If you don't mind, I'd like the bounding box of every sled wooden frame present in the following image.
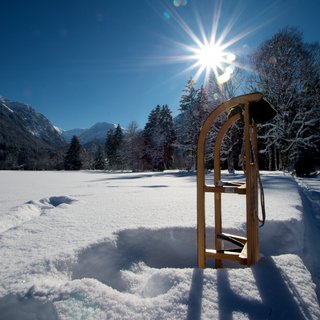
[197,92,262,268]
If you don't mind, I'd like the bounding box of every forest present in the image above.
[63,28,319,176]
[1,27,318,175]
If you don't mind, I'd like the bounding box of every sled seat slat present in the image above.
[204,182,246,194]
[205,246,247,265]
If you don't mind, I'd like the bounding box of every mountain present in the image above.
[0,96,118,169]
[61,128,86,142]
[0,97,65,147]
[62,122,116,145]
[0,97,66,169]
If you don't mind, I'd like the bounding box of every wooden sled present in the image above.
[197,92,276,268]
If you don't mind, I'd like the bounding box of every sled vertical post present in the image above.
[244,101,260,265]
[197,92,276,268]
[197,152,206,268]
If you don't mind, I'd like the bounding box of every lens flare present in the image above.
[155,0,271,87]
[163,11,171,20]
[160,2,244,86]
[226,53,236,63]
[173,0,187,8]
[217,72,231,84]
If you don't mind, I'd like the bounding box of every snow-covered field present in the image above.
[0,170,319,319]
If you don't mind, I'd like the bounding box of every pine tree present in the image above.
[176,79,215,170]
[105,125,124,169]
[93,146,105,170]
[64,135,82,170]
[105,129,115,167]
[159,105,176,170]
[143,105,176,170]
[113,125,124,148]
[143,106,161,169]
[113,124,124,169]
[176,78,198,169]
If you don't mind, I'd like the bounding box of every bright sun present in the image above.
[162,1,255,86]
[189,40,237,84]
[195,43,224,70]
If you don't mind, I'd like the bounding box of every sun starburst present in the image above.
[161,0,260,87]
[189,40,237,85]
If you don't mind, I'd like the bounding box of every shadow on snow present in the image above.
[69,225,307,319]
[0,221,310,319]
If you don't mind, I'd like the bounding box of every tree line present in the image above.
[64,27,320,175]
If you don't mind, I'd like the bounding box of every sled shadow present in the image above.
[187,268,204,320]
[0,294,58,320]
[216,256,310,319]
[70,225,310,319]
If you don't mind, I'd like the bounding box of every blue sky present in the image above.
[0,0,319,130]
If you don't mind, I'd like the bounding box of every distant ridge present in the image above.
[0,96,66,169]
[62,122,116,144]
[0,96,65,147]
[0,96,120,169]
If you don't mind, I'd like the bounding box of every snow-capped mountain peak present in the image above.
[0,97,65,147]
[62,122,116,144]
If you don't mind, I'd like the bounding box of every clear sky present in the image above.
[0,0,319,130]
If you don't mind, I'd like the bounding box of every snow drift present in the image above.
[0,170,319,319]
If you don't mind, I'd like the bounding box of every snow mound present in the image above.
[0,171,319,319]
[4,254,319,319]
[0,196,77,234]
[3,232,318,320]
[69,257,319,319]
[71,228,198,293]
[296,175,320,224]
[69,223,306,289]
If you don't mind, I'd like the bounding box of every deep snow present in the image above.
[0,170,319,319]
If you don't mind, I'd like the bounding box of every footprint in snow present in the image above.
[0,196,77,234]
[39,196,77,208]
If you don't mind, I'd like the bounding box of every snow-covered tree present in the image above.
[64,135,82,170]
[105,129,115,168]
[201,73,243,172]
[93,146,105,170]
[105,124,124,169]
[122,121,144,171]
[219,73,245,173]
[175,76,241,170]
[251,27,320,171]
[113,124,124,168]
[143,105,176,170]
[176,79,211,169]
[143,106,159,169]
